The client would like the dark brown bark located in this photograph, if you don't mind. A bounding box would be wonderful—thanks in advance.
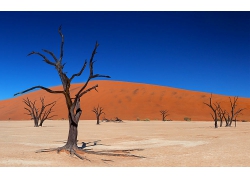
[160,110,169,121]
[65,97,81,148]
[15,26,110,158]
[34,116,39,127]
[92,105,105,125]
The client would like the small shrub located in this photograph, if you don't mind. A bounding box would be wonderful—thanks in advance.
[241,120,248,122]
[144,118,150,121]
[184,117,191,121]
[136,117,140,121]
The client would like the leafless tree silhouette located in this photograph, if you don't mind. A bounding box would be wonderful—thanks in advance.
[14,26,112,159]
[225,96,245,127]
[203,93,219,128]
[92,105,105,125]
[204,94,245,128]
[160,110,169,121]
[23,97,56,127]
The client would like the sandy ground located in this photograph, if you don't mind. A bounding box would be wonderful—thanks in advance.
[1,120,250,167]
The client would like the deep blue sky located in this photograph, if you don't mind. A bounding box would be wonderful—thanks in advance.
[0,11,249,100]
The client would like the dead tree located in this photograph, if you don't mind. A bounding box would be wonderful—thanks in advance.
[226,96,245,127]
[23,97,56,127]
[23,97,39,127]
[216,102,226,127]
[14,26,111,159]
[203,93,219,128]
[160,110,169,121]
[92,105,105,125]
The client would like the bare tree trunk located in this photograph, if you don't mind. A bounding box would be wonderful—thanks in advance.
[225,114,230,127]
[97,115,100,125]
[63,96,82,149]
[34,116,39,127]
[220,118,223,127]
[215,119,218,128]
[229,119,233,126]
[39,119,45,127]
[65,119,78,149]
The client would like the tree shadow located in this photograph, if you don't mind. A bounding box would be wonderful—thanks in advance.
[78,140,145,159]
[44,139,145,160]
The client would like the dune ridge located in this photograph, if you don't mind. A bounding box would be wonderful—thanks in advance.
[0,80,249,121]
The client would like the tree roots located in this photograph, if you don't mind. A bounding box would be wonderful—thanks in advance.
[36,145,145,161]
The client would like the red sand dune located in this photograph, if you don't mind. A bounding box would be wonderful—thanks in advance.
[0,80,250,121]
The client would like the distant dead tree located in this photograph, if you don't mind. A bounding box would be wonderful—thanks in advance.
[203,93,219,128]
[92,105,105,125]
[204,94,245,128]
[23,97,56,127]
[225,96,245,127]
[160,110,169,121]
[23,97,39,127]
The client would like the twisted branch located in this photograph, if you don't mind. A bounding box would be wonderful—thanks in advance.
[14,86,64,96]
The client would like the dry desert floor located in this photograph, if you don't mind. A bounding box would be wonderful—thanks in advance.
[0,120,250,167]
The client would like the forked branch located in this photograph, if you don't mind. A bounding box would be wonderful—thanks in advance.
[42,49,58,63]
[27,51,56,66]
[73,42,110,98]
[203,93,219,128]
[69,60,87,82]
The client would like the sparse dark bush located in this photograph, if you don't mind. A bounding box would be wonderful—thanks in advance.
[184,117,191,121]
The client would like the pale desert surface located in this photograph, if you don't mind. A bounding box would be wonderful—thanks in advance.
[1,120,250,167]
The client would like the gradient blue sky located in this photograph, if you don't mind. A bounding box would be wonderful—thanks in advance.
[0,11,249,100]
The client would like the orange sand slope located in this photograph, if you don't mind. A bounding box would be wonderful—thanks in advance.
[0,80,250,121]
